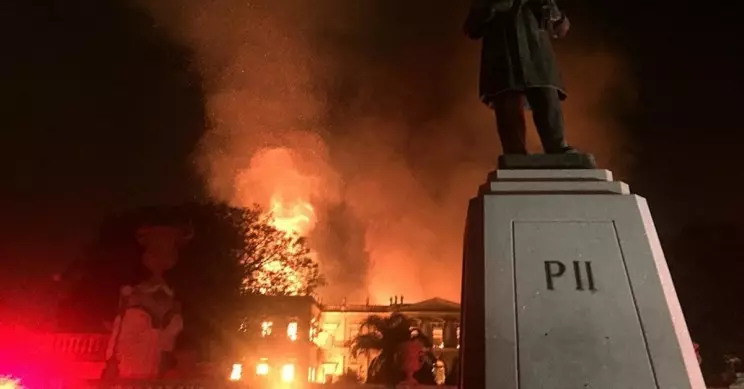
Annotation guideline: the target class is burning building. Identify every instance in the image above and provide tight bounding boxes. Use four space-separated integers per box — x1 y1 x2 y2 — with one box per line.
231 295 460 384
231 295 322 385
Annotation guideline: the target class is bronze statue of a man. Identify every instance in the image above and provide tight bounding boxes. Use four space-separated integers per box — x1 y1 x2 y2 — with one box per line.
464 0 576 155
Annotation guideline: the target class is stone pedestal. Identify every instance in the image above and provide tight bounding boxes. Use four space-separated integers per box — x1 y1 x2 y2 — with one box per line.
460 162 704 389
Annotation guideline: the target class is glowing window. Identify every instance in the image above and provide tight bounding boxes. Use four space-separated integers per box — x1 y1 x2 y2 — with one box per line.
256 360 269 376
432 327 444 348
261 321 273 337
229 364 242 381
315 331 329 346
288 321 298 341
456 325 461 349
281 363 295 382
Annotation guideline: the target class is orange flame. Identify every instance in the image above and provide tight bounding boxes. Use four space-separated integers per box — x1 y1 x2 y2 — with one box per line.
268 194 315 237
234 147 321 236
236 147 321 295
256 258 303 295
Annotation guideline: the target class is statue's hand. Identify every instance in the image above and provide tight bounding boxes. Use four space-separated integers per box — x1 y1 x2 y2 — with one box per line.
553 15 570 38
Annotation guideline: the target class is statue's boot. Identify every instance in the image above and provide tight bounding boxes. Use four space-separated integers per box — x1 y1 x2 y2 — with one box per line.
548 145 579 154
536 126 577 154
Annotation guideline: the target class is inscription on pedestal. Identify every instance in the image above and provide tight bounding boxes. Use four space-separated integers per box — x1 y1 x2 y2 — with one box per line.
544 260 597 291
512 221 657 388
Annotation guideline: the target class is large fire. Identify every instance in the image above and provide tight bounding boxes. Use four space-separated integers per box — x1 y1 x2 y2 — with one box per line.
237 147 321 295
255 195 316 294
256 257 302 295
269 194 315 237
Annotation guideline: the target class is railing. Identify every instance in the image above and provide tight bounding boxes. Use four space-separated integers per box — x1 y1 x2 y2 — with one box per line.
90 381 223 389
43 381 455 389
47 333 109 361
41 381 230 389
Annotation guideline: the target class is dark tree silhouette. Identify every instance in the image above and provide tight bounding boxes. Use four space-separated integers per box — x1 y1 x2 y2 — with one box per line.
349 313 434 385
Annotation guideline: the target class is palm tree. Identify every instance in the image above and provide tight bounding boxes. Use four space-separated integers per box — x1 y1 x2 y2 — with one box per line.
349 313 433 385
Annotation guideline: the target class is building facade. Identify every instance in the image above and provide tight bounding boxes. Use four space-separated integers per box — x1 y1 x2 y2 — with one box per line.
238 296 460 385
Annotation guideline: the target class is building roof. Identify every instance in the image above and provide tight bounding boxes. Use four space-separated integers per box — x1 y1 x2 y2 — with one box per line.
403 297 460 312
322 297 460 313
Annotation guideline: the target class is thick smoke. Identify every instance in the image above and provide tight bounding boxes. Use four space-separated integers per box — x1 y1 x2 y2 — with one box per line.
139 0 634 304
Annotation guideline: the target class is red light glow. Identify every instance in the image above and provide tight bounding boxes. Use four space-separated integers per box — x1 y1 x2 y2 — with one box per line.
0 325 80 388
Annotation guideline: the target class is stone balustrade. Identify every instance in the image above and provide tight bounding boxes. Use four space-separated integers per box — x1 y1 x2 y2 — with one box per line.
42 382 457 389
47 333 109 361
93 381 215 389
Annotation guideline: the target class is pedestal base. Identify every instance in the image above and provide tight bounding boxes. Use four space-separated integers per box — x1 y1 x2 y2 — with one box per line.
460 169 704 389
498 153 597 170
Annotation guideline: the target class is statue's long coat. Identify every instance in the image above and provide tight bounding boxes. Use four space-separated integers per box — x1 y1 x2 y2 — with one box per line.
464 0 566 105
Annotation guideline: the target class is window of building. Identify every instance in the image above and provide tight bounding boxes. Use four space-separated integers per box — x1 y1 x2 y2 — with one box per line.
261 321 273 337
349 325 359 343
230 363 242 381
281 363 295 383
287 321 298 341
315 331 329 346
321 362 338 384
256 359 270 376
456 325 461 349
322 323 339 346
432 327 444 348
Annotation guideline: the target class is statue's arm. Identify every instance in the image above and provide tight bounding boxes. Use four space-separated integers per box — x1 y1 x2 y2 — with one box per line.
543 0 570 38
524 0 570 38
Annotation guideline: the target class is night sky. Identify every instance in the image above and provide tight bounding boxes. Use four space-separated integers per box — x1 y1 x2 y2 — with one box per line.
3 0 744 362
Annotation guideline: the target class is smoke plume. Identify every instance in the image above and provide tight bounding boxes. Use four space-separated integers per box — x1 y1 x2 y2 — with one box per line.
139 0 634 304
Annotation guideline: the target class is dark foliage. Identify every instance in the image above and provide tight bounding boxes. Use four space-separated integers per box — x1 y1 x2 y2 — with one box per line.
349 313 433 385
